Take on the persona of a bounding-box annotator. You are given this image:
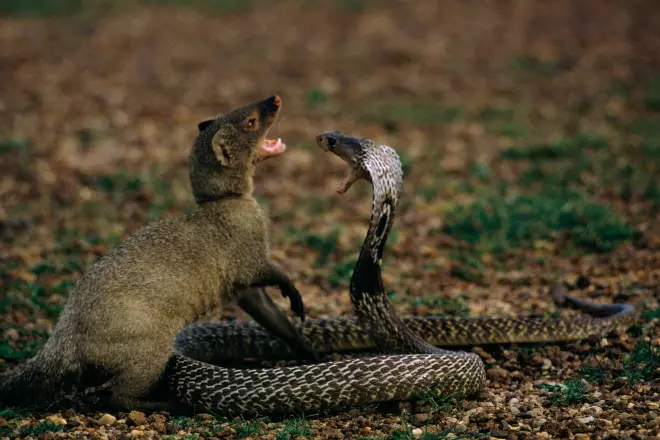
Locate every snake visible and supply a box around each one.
[167,131,638,417]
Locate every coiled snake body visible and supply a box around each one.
[169,132,637,416]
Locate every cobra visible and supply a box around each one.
[170,131,637,416]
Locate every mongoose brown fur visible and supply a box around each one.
[0,95,315,412]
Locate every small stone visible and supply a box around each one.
[129,430,144,437]
[127,411,147,426]
[413,413,429,425]
[596,418,612,428]
[323,428,344,439]
[98,414,117,426]
[502,421,519,431]
[3,328,19,341]
[356,416,370,428]
[487,367,509,380]
[577,416,594,425]
[454,424,467,434]
[537,433,550,439]
[510,406,520,415]
[574,434,589,440]
[195,413,213,422]
[46,415,67,425]
[412,428,423,437]
[541,359,552,370]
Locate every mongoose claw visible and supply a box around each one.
[284,286,306,322]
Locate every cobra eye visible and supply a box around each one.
[327,137,337,147]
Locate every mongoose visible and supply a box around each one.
[0,95,315,412]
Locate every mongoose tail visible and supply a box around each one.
[0,317,81,409]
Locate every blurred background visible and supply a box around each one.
[1,0,659,376]
[1,1,660,437]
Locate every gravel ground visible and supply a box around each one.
[0,1,659,439]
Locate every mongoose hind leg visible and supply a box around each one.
[237,288,320,362]
[92,347,173,413]
[251,264,305,322]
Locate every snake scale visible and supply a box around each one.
[168,131,637,416]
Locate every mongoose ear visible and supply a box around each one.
[211,136,232,167]
[198,119,214,132]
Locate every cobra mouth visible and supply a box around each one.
[258,138,287,160]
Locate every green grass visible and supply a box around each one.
[328,257,357,287]
[287,226,342,266]
[643,305,660,321]
[449,251,486,283]
[412,295,470,317]
[508,55,561,76]
[236,419,264,438]
[541,377,588,406]
[0,0,256,18]
[623,341,659,384]
[442,192,638,255]
[644,75,660,111]
[579,357,611,385]
[18,421,64,436]
[0,331,45,360]
[500,133,608,161]
[276,418,312,440]
[0,0,84,17]
[360,100,463,127]
[0,138,30,155]
[305,87,328,108]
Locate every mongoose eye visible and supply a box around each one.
[242,117,259,132]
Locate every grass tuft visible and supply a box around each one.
[442,193,638,254]
[19,420,64,435]
[623,341,659,384]
[236,418,263,438]
[276,418,312,440]
[541,377,588,406]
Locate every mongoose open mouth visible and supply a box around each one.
[259,138,286,159]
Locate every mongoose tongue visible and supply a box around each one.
[260,138,286,159]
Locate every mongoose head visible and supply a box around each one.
[190,95,286,202]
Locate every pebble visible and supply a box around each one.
[412,428,423,437]
[356,416,370,428]
[129,429,144,437]
[575,434,589,440]
[127,411,147,426]
[323,428,344,439]
[413,413,429,425]
[195,413,213,422]
[541,358,552,370]
[3,328,19,341]
[97,414,117,426]
[45,415,67,425]
[487,366,509,380]
[454,424,467,434]
[577,416,594,425]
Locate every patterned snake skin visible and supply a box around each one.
[167,132,637,416]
